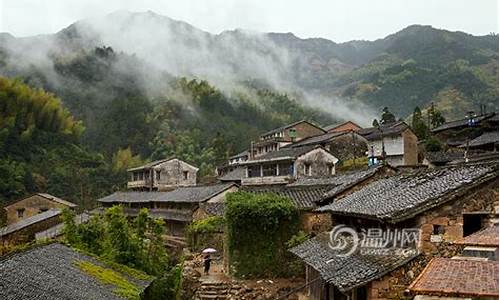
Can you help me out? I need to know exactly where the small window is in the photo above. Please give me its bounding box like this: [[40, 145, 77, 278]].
[[17, 208, 25, 218], [433, 225, 445, 235], [289, 128, 297, 139], [183, 171, 189, 180], [304, 164, 311, 176], [328, 165, 334, 175], [39, 208, 48, 213], [156, 170, 161, 181]]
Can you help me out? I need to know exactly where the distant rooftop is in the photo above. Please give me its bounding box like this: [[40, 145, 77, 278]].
[[127, 157, 198, 172], [456, 224, 499, 247], [3, 193, 77, 208], [260, 120, 325, 137], [431, 112, 497, 133], [358, 121, 410, 140]]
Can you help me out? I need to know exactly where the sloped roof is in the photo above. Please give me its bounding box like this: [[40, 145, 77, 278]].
[[242, 185, 332, 210], [323, 121, 362, 132], [3, 193, 77, 209], [229, 150, 249, 160], [286, 131, 357, 148], [424, 151, 465, 164], [98, 183, 236, 204], [260, 120, 325, 137], [36, 213, 90, 240], [219, 167, 246, 182], [127, 158, 198, 172], [0, 243, 153, 300], [431, 113, 497, 133], [122, 208, 193, 222], [409, 257, 498, 297], [290, 233, 418, 292], [358, 121, 410, 140], [0, 209, 61, 237], [317, 162, 498, 223], [459, 131, 499, 148], [456, 224, 499, 247]]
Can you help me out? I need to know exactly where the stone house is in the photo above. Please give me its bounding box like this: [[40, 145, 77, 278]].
[[291, 162, 499, 300], [127, 158, 198, 191], [2, 193, 76, 226], [0, 209, 62, 248], [0, 243, 154, 300], [285, 130, 368, 161], [252, 120, 325, 158], [324, 121, 362, 133], [359, 121, 418, 166], [240, 146, 339, 186], [98, 183, 238, 236]]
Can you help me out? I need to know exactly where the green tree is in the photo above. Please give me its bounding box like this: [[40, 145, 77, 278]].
[[380, 107, 396, 124], [411, 106, 429, 139]]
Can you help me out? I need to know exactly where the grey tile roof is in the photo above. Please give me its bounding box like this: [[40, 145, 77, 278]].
[[459, 131, 499, 148], [242, 185, 331, 209], [98, 183, 235, 204], [3, 193, 77, 209], [317, 163, 498, 223], [35, 213, 90, 240], [424, 151, 465, 164], [229, 150, 249, 160], [289, 167, 383, 200], [0, 243, 153, 300], [289, 233, 418, 292], [219, 167, 246, 182], [260, 120, 325, 137], [285, 132, 346, 148], [0, 209, 61, 237], [127, 157, 198, 172], [431, 113, 497, 133], [358, 121, 410, 140]]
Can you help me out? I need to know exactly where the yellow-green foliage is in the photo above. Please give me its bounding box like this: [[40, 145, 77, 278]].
[[337, 157, 368, 171], [76, 260, 143, 300]]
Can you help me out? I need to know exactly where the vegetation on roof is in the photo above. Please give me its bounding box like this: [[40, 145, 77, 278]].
[[76, 260, 143, 300]]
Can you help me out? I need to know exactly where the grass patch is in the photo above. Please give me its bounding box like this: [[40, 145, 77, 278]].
[[75, 260, 143, 300]]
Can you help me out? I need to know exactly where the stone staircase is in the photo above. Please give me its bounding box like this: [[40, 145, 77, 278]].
[[194, 280, 230, 300]]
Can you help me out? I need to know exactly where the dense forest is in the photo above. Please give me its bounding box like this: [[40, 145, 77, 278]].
[[0, 46, 334, 205]]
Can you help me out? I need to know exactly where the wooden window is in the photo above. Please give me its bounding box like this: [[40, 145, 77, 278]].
[[304, 164, 311, 176], [17, 208, 25, 218], [278, 163, 293, 176], [156, 170, 161, 181], [262, 164, 277, 177], [328, 165, 334, 175], [183, 171, 189, 180]]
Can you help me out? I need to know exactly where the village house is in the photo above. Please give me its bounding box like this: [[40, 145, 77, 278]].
[[284, 130, 368, 162], [324, 121, 362, 133], [98, 183, 238, 236], [0, 243, 154, 299], [2, 193, 76, 226], [358, 121, 418, 166], [239, 145, 339, 186], [291, 161, 499, 300], [127, 158, 198, 191], [0, 208, 62, 248], [252, 120, 325, 158], [431, 112, 498, 148]]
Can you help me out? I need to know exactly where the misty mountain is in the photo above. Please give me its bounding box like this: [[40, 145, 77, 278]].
[[0, 10, 498, 121]]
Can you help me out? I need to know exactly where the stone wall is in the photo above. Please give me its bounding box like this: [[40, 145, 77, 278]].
[[328, 134, 368, 161], [402, 129, 418, 166], [296, 149, 338, 177]]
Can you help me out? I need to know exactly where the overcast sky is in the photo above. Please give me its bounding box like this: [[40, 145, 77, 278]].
[[0, 0, 498, 42]]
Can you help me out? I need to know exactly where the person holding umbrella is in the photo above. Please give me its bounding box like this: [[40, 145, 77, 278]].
[[202, 248, 216, 275]]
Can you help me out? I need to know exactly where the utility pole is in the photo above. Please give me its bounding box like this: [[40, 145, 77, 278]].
[[464, 111, 477, 163]]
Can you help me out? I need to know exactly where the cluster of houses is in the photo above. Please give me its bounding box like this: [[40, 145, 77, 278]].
[[0, 113, 498, 299]]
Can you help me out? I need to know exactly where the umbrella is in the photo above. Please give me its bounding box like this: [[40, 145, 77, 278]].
[[202, 248, 217, 254]]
